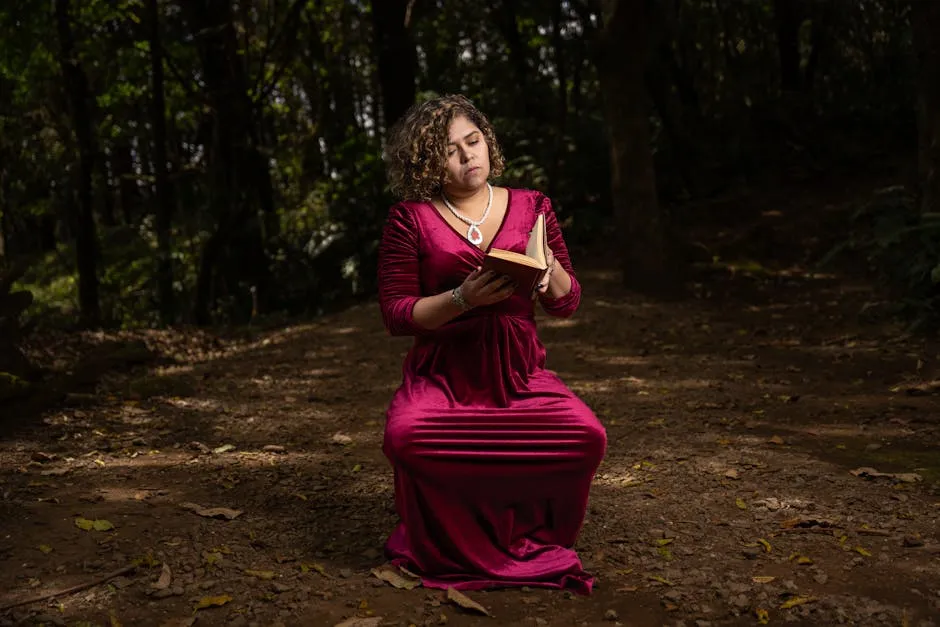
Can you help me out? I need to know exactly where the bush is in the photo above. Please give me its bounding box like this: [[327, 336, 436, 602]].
[[821, 185, 940, 329]]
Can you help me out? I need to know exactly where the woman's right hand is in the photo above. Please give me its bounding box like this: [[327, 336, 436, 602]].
[[459, 267, 516, 308]]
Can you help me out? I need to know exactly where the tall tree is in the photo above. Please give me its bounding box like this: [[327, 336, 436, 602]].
[[370, 0, 417, 131], [148, 0, 176, 324], [913, 1, 940, 215], [580, 0, 675, 294], [55, 0, 101, 326]]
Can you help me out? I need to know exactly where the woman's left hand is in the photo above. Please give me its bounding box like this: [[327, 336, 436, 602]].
[[534, 249, 556, 297]]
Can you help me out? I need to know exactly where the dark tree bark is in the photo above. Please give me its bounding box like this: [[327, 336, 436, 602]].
[[370, 0, 417, 131], [55, 0, 101, 327], [148, 0, 176, 325], [592, 0, 675, 294], [913, 1, 940, 215], [773, 0, 803, 92], [495, 0, 538, 120], [110, 140, 138, 224], [183, 0, 272, 325]]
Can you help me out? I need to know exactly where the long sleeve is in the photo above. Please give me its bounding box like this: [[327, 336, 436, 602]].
[[536, 195, 582, 318], [377, 203, 431, 336]]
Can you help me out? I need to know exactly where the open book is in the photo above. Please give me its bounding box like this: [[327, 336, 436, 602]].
[[482, 213, 548, 296]]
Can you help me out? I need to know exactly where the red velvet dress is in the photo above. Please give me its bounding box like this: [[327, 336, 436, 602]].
[[377, 188, 607, 594]]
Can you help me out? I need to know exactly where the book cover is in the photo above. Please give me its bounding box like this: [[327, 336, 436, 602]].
[[482, 213, 548, 296]]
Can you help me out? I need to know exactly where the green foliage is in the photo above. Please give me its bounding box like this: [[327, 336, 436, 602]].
[[821, 186, 940, 329]]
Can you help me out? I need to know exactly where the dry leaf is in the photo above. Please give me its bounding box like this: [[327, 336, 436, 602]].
[[194, 595, 232, 611], [446, 587, 492, 616], [333, 618, 383, 627], [854, 546, 872, 557], [37, 544, 53, 554], [849, 467, 922, 483], [75, 517, 115, 532], [768, 435, 785, 445], [301, 562, 331, 577], [110, 613, 122, 627], [212, 444, 235, 454], [180, 502, 243, 520], [736, 498, 748, 510], [755, 608, 770, 624], [724, 469, 740, 479], [757, 538, 772, 553], [779, 596, 817, 610], [752, 576, 776, 584], [153, 563, 172, 590], [244, 569, 276, 580], [647, 575, 674, 586], [371, 563, 421, 590]]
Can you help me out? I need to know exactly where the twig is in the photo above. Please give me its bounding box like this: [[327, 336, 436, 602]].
[[0, 564, 136, 612]]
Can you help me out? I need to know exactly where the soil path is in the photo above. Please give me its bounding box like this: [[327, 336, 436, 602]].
[[1, 181, 939, 627]]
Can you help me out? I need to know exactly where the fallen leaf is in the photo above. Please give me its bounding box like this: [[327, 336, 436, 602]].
[[736, 498, 748, 510], [75, 517, 115, 532], [850, 467, 922, 483], [301, 562, 331, 577], [755, 608, 770, 624], [854, 546, 872, 557], [244, 569, 276, 580], [37, 544, 53, 554], [446, 587, 492, 616], [768, 435, 785, 445], [752, 576, 776, 584], [153, 563, 172, 590], [179, 502, 243, 520], [724, 469, 740, 479], [647, 575, 674, 586], [333, 618, 383, 627], [331, 433, 353, 445], [213, 444, 235, 454], [194, 595, 232, 611], [779, 596, 817, 610], [757, 538, 772, 553], [788, 554, 813, 565], [371, 563, 421, 590], [654, 538, 674, 547]]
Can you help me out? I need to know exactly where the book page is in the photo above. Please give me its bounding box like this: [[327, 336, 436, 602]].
[[525, 213, 547, 267]]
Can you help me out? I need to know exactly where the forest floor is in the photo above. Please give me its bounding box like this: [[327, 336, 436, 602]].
[[1, 176, 940, 627]]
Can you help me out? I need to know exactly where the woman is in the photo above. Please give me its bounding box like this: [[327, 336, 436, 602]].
[[377, 94, 607, 595]]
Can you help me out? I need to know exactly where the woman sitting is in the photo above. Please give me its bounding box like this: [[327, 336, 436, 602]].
[[377, 94, 607, 594]]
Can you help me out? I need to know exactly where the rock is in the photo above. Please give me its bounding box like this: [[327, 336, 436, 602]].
[[272, 582, 293, 594], [903, 534, 925, 547], [263, 445, 286, 454], [814, 573, 828, 585], [732, 594, 749, 609], [200, 579, 218, 590], [742, 547, 761, 560], [663, 590, 683, 603], [152, 588, 175, 600], [605, 609, 619, 621], [171, 586, 184, 596], [339, 568, 353, 578]]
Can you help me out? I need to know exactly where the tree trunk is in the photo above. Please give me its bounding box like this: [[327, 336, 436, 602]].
[[111, 140, 138, 224], [55, 0, 101, 327], [184, 0, 271, 325], [370, 0, 417, 131], [913, 1, 940, 215], [595, 0, 674, 294], [495, 0, 538, 120], [773, 0, 803, 93], [148, 0, 176, 325]]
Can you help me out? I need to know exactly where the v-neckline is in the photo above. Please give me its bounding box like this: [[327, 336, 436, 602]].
[[427, 187, 513, 254]]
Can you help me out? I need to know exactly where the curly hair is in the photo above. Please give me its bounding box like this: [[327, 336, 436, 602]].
[[383, 94, 505, 201]]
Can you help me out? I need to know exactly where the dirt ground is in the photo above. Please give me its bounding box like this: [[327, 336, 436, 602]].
[[1, 179, 939, 627]]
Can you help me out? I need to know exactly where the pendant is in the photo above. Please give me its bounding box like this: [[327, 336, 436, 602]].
[[467, 224, 484, 246]]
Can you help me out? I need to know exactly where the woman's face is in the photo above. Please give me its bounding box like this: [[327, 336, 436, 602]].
[[442, 115, 490, 194]]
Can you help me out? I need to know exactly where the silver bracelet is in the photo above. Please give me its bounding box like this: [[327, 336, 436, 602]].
[[451, 286, 471, 311]]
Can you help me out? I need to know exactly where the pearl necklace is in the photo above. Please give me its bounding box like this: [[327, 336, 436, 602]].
[[442, 183, 493, 246]]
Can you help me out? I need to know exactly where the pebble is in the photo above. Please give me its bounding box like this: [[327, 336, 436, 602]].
[[605, 609, 619, 621], [814, 573, 828, 585], [732, 594, 749, 609], [663, 590, 683, 603], [272, 582, 293, 594]]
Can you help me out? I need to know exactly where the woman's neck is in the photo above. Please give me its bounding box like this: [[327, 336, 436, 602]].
[[442, 183, 490, 216]]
